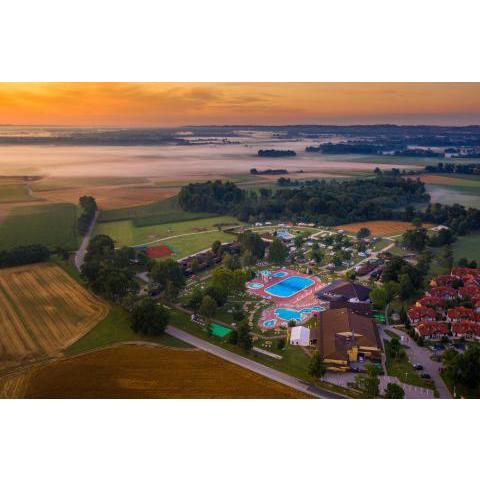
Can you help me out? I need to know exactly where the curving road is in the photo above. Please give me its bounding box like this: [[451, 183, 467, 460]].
[[74, 210, 99, 270], [165, 325, 346, 399]]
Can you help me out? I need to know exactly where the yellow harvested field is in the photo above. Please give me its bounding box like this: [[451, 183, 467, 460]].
[[0, 344, 311, 398], [336, 220, 435, 236], [0, 263, 109, 370]]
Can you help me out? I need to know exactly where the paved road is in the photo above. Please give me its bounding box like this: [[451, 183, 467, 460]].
[[384, 326, 452, 399], [165, 325, 345, 399], [74, 210, 99, 270], [324, 371, 434, 399]]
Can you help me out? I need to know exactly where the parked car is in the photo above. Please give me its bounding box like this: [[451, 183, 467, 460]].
[[420, 373, 431, 379], [413, 363, 424, 370]]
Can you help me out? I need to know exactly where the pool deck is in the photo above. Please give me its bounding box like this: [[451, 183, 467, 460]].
[[246, 268, 326, 330]]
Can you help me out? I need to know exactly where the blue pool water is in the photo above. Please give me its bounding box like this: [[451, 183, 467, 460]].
[[264, 276, 315, 298], [275, 305, 325, 322], [272, 271, 287, 278], [263, 319, 276, 328], [248, 282, 264, 289]]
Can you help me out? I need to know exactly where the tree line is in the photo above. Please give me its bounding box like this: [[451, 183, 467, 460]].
[[77, 195, 98, 235], [178, 177, 430, 226]]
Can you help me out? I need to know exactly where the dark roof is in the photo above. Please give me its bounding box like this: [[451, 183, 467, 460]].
[[316, 280, 372, 302], [310, 308, 382, 362]]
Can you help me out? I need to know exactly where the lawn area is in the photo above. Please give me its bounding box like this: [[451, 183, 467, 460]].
[[164, 230, 236, 258], [94, 215, 241, 248], [452, 232, 480, 263], [0, 184, 32, 203], [0, 202, 79, 250], [66, 306, 191, 355]]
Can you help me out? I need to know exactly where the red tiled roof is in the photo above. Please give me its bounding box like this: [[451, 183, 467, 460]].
[[452, 267, 480, 278], [459, 285, 480, 298], [452, 321, 480, 336], [416, 321, 449, 337], [416, 295, 445, 308], [432, 274, 457, 287], [447, 306, 474, 321], [408, 305, 436, 321], [428, 286, 457, 298]]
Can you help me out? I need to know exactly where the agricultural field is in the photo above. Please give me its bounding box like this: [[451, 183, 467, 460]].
[[0, 344, 311, 398], [0, 263, 109, 370], [336, 220, 433, 237], [452, 232, 480, 263], [0, 184, 33, 204], [94, 215, 241, 249], [0, 202, 79, 250]]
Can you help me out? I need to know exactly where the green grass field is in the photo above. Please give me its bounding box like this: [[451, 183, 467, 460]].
[[0, 203, 79, 250], [31, 176, 150, 191], [0, 184, 32, 203], [66, 306, 191, 355], [452, 232, 480, 263], [164, 230, 236, 258], [99, 196, 181, 223], [94, 215, 240, 249]]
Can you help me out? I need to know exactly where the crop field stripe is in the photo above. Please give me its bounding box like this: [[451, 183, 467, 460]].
[[0, 263, 110, 369], [0, 278, 40, 355]]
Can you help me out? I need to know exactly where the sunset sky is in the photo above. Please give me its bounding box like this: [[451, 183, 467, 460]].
[[0, 83, 479, 127]]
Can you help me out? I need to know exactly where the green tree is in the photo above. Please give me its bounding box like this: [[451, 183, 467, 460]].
[[164, 280, 179, 303], [357, 227, 371, 239], [277, 338, 286, 350], [237, 322, 253, 351], [199, 295, 217, 318], [308, 352, 327, 378], [150, 258, 186, 291], [384, 383, 405, 399], [269, 238, 289, 264], [355, 364, 380, 398], [186, 286, 203, 312], [131, 298, 170, 336]]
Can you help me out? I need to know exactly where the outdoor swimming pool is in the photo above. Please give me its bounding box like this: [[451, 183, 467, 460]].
[[263, 319, 276, 328], [248, 282, 264, 289], [264, 276, 315, 298], [274, 305, 326, 322]]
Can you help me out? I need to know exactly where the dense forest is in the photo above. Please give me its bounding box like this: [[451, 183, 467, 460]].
[[0, 244, 50, 268], [178, 177, 429, 226], [306, 142, 442, 157], [257, 149, 296, 157], [424, 162, 480, 175]]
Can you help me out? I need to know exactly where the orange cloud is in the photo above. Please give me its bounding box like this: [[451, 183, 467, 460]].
[[0, 82, 479, 126]]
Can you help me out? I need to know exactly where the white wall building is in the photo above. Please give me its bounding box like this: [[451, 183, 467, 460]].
[[290, 326, 310, 346]]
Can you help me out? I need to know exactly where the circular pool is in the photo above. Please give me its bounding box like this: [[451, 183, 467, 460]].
[[248, 282, 264, 289], [263, 319, 276, 328]]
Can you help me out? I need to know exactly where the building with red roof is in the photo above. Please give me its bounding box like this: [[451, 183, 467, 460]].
[[416, 295, 445, 310], [430, 274, 457, 287], [459, 285, 480, 300], [407, 305, 436, 324], [415, 321, 449, 339], [451, 321, 480, 340], [428, 286, 457, 300], [447, 306, 475, 322]]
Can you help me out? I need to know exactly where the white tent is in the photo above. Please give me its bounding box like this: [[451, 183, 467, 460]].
[[290, 326, 310, 346]]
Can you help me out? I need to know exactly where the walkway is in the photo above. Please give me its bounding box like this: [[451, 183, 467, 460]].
[[74, 210, 99, 270], [383, 326, 452, 399], [165, 325, 345, 399]]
